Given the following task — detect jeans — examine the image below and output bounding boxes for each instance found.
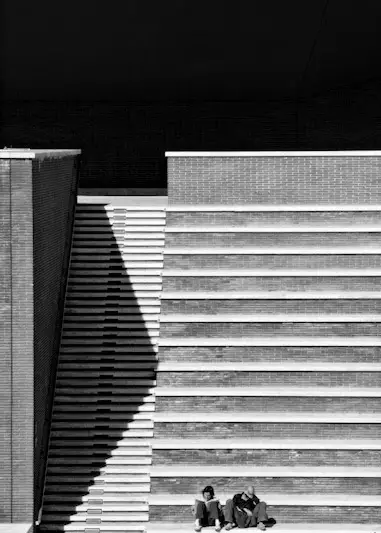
[223,499,268,528]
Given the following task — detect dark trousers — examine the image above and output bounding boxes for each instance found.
[194,500,223,526]
[224,499,268,528]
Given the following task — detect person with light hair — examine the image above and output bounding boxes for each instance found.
[223,485,270,530]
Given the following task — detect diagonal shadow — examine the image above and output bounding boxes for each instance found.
[39,203,159,531]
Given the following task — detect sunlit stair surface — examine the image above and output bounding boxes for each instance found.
[38,197,166,533]
[150,204,381,532]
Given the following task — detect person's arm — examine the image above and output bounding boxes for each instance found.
[232,493,244,512]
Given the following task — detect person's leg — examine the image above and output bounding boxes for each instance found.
[206,501,222,531]
[194,500,207,531]
[224,500,234,531]
[253,502,268,530]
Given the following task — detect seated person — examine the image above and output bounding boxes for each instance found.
[193,485,224,532]
[224,485,269,530]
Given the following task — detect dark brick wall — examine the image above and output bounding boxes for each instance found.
[32,157,79,521]
[167,156,381,205]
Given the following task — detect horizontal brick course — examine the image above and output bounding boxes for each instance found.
[157,346,381,363]
[151,449,381,467]
[151,476,381,495]
[155,396,381,413]
[161,299,381,315]
[162,276,381,292]
[165,232,381,248]
[156,371,380,388]
[149,504,380,523]
[166,211,381,228]
[163,254,381,270]
[168,156,381,205]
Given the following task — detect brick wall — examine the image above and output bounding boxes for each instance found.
[32,156,79,521]
[0,153,79,525]
[168,156,381,205]
[0,160,12,521]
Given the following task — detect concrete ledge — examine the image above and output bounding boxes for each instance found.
[158,314,381,322]
[150,465,381,477]
[166,205,381,212]
[0,148,81,159]
[154,387,381,397]
[78,188,167,196]
[147,523,381,533]
[162,270,381,276]
[151,438,381,450]
[77,196,168,206]
[0,526,33,533]
[165,227,381,232]
[156,361,381,371]
[153,412,381,423]
[160,291,381,299]
[148,493,381,506]
[157,337,381,346]
[165,151,381,157]
[164,247,381,254]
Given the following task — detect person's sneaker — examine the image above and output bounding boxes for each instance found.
[194,526,202,532]
[215,526,221,532]
[224,524,233,531]
[257,522,266,531]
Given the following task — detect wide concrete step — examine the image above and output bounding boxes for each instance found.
[154,386,381,397]
[64,308,161,315]
[157,336,381,345]
[156,361,381,371]
[74,228,165,235]
[72,247,164,254]
[48,457,152,465]
[43,493,148,502]
[56,370,155,377]
[57,362,157,370]
[146,523,381,533]
[47,465,150,474]
[51,420,154,428]
[64,316,160,324]
[50,429,154,438]
[49,448,152,457]
[45,474,150,483]
[160,313,381,322]
[71,252,164,260]
[44,483,150,492]
[71,261,164,269]
[53,413,154,422]
[160,290,381,299]
[39,525,145,532]
[152,412,381,423]
[62,324,159,331]
[151,438,381,449]
[53,404,155,413]
[163,246,381,254]
[65,293,162,300]
[56,380,156,388]
[43,502,148,512]
[69,274,162,282]
[59,347,158,354]
[61,339,158,346]
[49,438,152,448]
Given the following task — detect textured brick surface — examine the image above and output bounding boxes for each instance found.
[32,157,79,519]
[160,322,381,338]
[168,156,381,205]
[161,299,381,315]
[157,346,381,363]
[157,370,380,388]
[150,504,381,523]
[150,477,381,494]
[152,449,381,467]
[154,422,381,439]
[162,276,381,292]
[0,155,79,524]
[155,396,381,413]
[165,231,381,248]
[164,253,381,270]
[166,211,381,227]
[0,160,12,521]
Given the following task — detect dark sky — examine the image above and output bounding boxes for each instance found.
[2,0,381,101]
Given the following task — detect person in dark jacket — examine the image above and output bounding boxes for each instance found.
[223,485,268,530]
[193,485,224,532]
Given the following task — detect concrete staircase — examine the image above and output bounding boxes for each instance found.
[39,198,166,533]
[149,207,381,533]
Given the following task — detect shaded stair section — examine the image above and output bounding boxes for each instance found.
[148,207,381,533]
[38,198,167,533]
